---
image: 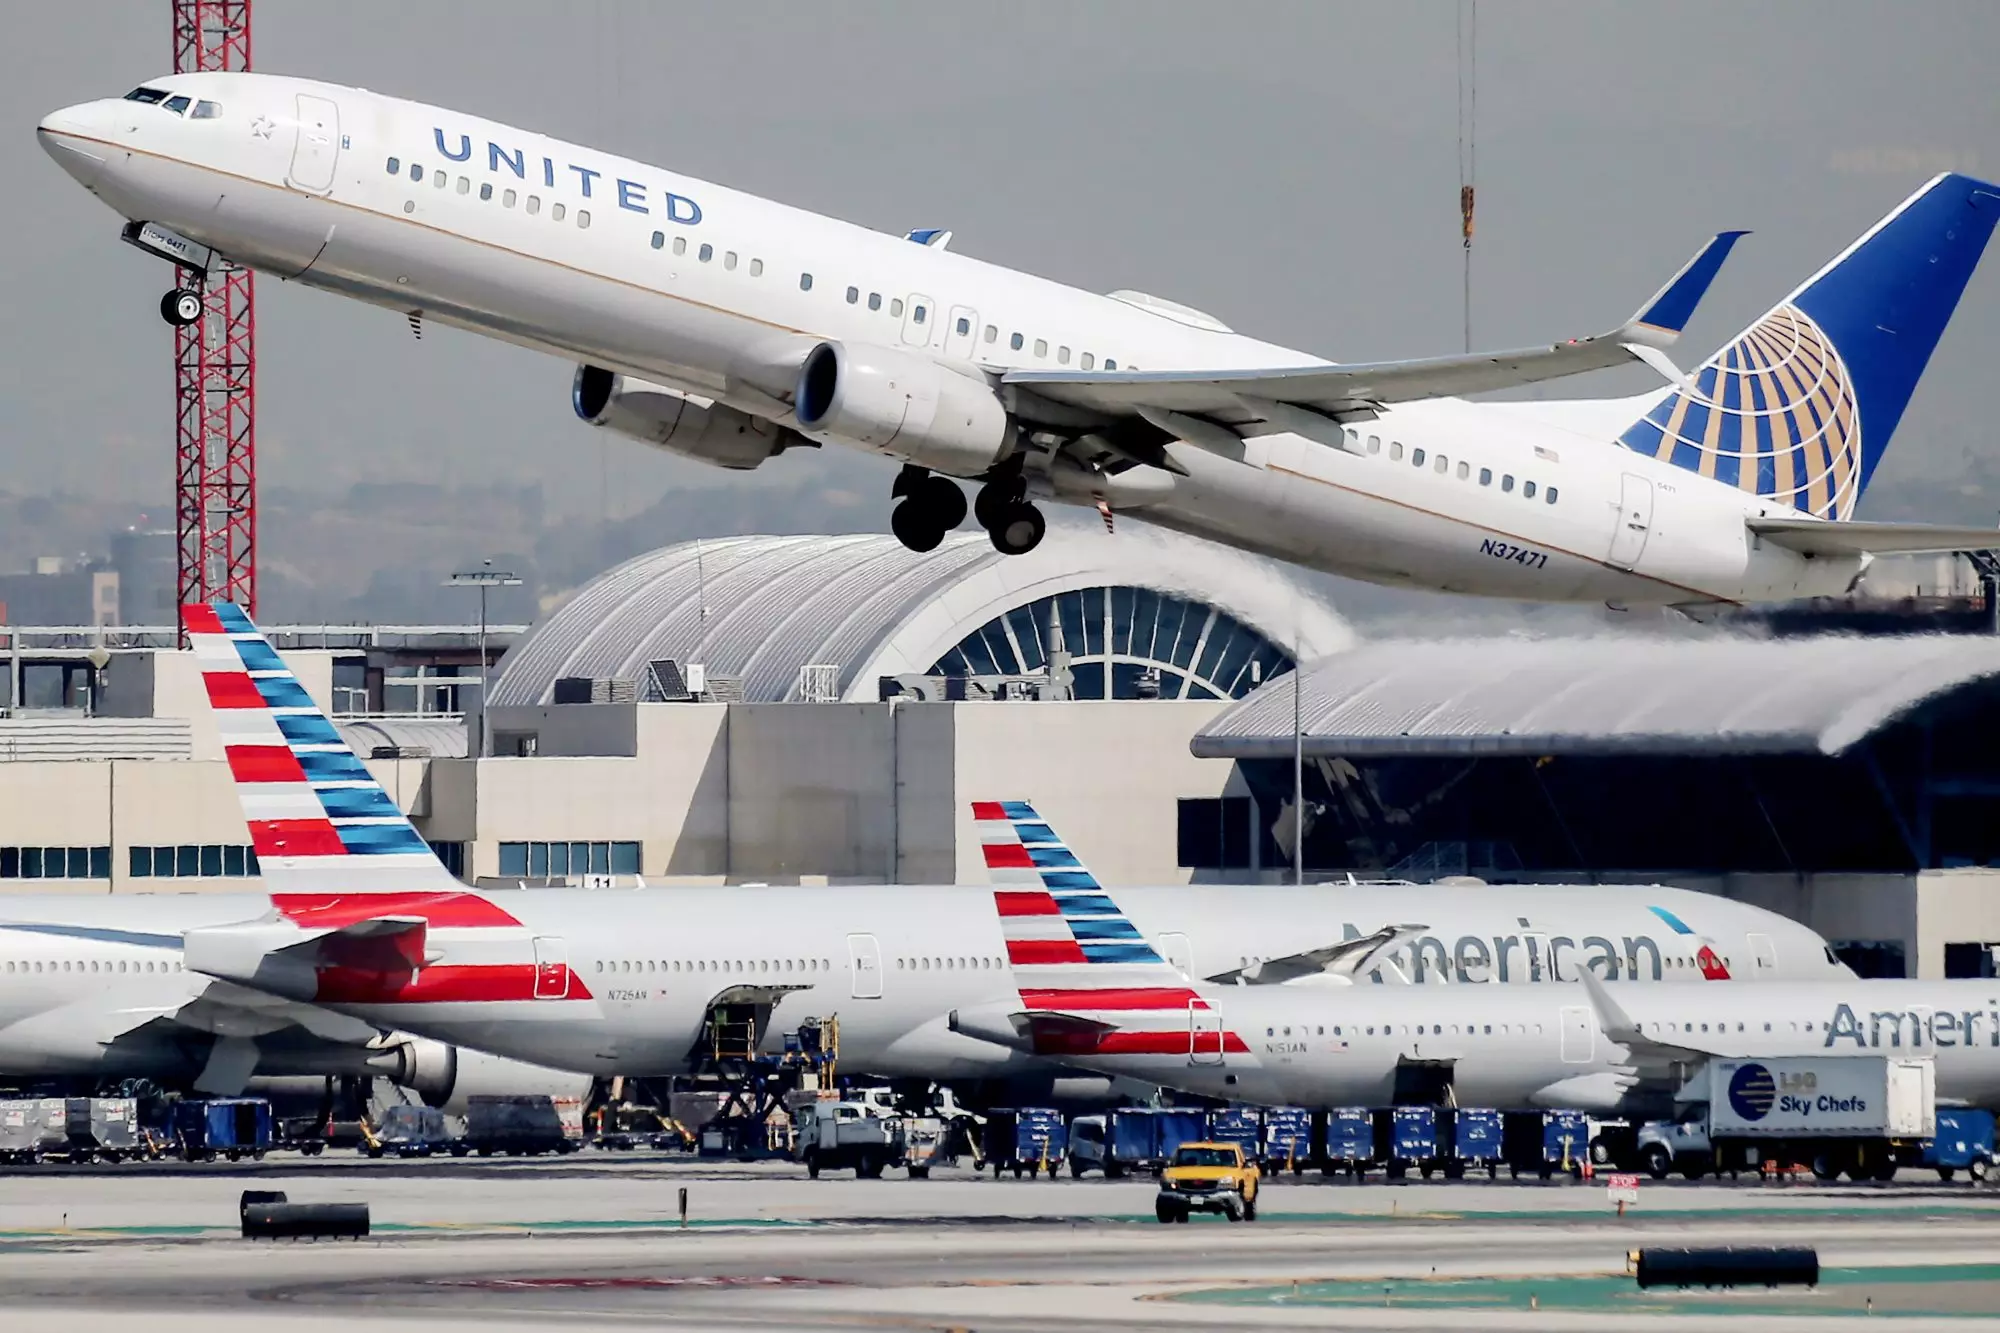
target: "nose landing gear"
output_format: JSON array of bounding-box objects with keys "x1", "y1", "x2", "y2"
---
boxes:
[
  {"x1": 160, "y1": 287, "x2": 203, "y2": 327},
  {"x1": 889, "y1": 466, "x2": 969, "y2": 554}
]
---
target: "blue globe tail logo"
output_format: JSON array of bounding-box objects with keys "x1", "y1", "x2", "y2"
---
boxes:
[{"x1": 1728, "y1": 1062, "x2": 1777, "y2": 1121}]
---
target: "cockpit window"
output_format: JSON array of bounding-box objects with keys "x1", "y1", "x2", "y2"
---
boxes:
[
  {"x1": 191, "y1": 100, "x2": 222, "y2": 120},
  {"x1": 164, "y1": 95, "x2": 192, "y2": 115},
  {"x1": 124, "y1": 87, "x2": 170, "y2": 104}
]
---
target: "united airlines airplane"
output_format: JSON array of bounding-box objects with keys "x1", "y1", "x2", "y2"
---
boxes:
[
  {"x1": 55, "y1": 603, "x2": 1843, "y2": 1097},
  {"x1": 951, "y1": 806, "x2": 2000, "y2": 1116},
  {"x1": 35, "y1": 74, "x2": 2000, "y2": 605}
]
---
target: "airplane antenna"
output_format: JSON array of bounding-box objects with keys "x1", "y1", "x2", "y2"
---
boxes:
[{"x1": 1456, "y1": 0, "x2": 1479, "y2": 353}]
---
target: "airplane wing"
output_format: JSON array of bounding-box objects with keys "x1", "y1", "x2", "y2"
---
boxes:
[
  {"x1": 1002, "y1": 232, "x2": 1746, "y2": 426},
  {"x1": 1204, "y1": 923, "x2": 1432, "y2": 986},
  {"x1": 1749, "y1": 517, "x2": 2000, "y2": 557}
]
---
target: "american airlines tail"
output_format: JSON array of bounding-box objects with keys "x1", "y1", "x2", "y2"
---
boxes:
[{"x1": 1613, "y1": 172, "x2": 2000, "y2": 521}]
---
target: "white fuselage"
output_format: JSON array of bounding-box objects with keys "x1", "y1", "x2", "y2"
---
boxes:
[
  {"x1": 36, "y1": 73, "x2": 1859, "y2": 607},
  {"x1": 10, "y1": 881, "x2": 1843, "y2": 1081},
  {"x1": 1062, "y1": 979, "x2": 2000, "y2": 1115}
]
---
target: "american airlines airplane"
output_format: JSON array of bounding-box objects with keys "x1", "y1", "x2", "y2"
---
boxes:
[
  {"x1": 112, "y1": 603, "x2": 1845, "y2": 1098},
  {"x1": 950, "y1": 807, "x2": 2000, "y2": 1115},
  {"x1": 35, "y1": 75, "x2": 2000, "y2": 605},
  {"x1": 0, "y1": 909, "x2": 587, "y2": 1109}
]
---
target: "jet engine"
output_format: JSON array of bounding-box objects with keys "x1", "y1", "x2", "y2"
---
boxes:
[
  {"x1": 369, "y1": 1038, "x2": 592, "y2": 1117},
  {"x1": 794, "y1": 340, "x2": 1014, "y2": 476},
  {"x1": 572, "y1": 365, "x2": 793, "y2": 470}
]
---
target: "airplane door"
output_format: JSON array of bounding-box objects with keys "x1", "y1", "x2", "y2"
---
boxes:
[
  {"x1": 1560, "y1": 1005, "x2": 1594, "y2": 1063},
  {"x1": 1157, "y1": 932, "x2": 1194, "y2": 980},
  {"x1": 287, "y1": 94, "x2": 341, "y2": 195},
  {"x1": 1189, "y1": 1002, "x2": 1224, "y2": 1066},
  {"x1": 847, "y1": 933, "x2": 883, "y2": 999},
  {"x1": 943, "y1": 305, "x2": 979, "y2": 359},
  {"x1": 901, "y1": 294, "x2": 935, "y2": 348},
  {"x1": 1748, "y1": 932, "x2": 1778, "y2": 974},
  {"x1": 1607, "y1": 473, "x2": 1654, "y2": 570},
  {"x1": 532, "y1": 937, "x2": 569, "y2": 1000}
]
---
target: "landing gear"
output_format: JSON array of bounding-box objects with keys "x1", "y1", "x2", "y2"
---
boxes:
[
  {"x1": 974, "y1": 475, "x2": 1045, "y2": 555},
  {"x1": 888, "y1": 466, "x2": 967, "y2": 554},
  {"x1": 160, "y1": 287, "x2": 203, "y2": 327}
]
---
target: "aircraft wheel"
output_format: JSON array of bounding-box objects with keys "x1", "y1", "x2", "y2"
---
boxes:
[
  {"x1": 987, "y1": 501, "x2": 1045, "y2": 556},
  {"x1": 161, "y1": 288, "x2": 203, "y2": 326},
  {"x1": 973, "y1": 476, "x2": 1022, "y2": 530},
  {"x1": 890, "y1": 497, "x2": 946, "y2": 553}
]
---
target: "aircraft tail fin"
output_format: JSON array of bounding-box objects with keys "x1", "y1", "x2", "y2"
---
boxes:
[
  {"x1": 1618, "y1": 173, "x2": 2000, "y2": 518},
  {"x1": 185, "y1": 602, "x2": 464, "y2": 895}
]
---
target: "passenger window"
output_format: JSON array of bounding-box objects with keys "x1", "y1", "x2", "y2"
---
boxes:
[
  {"x1": 1389, "y1": 442, "x2": 1404, "y2": 460},
  {"x1": 479, "y1": 183, "x2": 493, "y2": 201},
  {"x1": 1457, "y1": 461, "x2": 1470, "y2": 480},
  {"x1": 1546, "y1": 486, "x2": 1559, "y2": 504},
  {"x1": 1502, "y1": 474, "x2": 1515, "y2": 492},
  {"x1": 1367, "y1": 435, "x2": 1381, "y2": 455},
  {"x1": 433, "y1": 170, "x2": 446, "y2": 188},
  {"x1": 651, "y1": 231, "x2": 665, "y2": 250},
  {"x1": 1080, "y1": 352, "x2": 1094, "y2": 369},
  {"x1": 456, "y1": 177, "x2": 470, "y2": 194},
  {"x1": 749, "y1": 258, "x2": 763, "y2": 276},
  {"x1": 165, "y1": 95, "x2": 191, "y2": 115},
  {"x1": 577, "y1": 210, "x2": 590, "y2": 228},
  {"x1": 984, "y1": 325, "x2": 997, "y2": 343},
  {"x1": 1010, "y1": 332, "x2": 1024, "y2": 351},
  {"x1": 724, "y1": 251, "x2": 737, "y2": 270},
  {"x1": 800, "y1": 273, "x2": 814, "y2": 291},
  {"x1": 1434, "y1": 454, "x2": 1448, "y2": 474},
  {"x1": 1524, "y1": 480, "x2": 1537, "y2": 499},
  {"x1": 697, "y1": 243, "x2": 712, "y2": 261},
  {"x1": 1058, "y1": 346, "x2": 1070, "y2": 364},
  {"x1": 386, "y1": 157, "x2": 401, "y2": 175},
  {"x1": 1034, "y1": 338, "x2": 1048, "y2": 357},
  {"x1": 846, "y1": 286, "x2": 859, "y2": 304},
  {"x1": 1479, "y1": 467, "x2": 1492, "y2": 485},
  {"x1": 526, "y1": 195, "x2": 541, "y2": 215},
  {"x1": 503, "y1": 188, "x2": 517, "y2": 208},
  {"x1": 192, "y1": 100, "x2": 222, "y2": 120},
  {"x1": 410, "y1": 163, "x2": 423, "y2": 182},
  {"x1": 889, "y1": 298, "x2": 903, "y2": 317},
  {"x1": 868, "y1": 292, "x2": 882, "y2": 311},
  {"x1": 551, "y1": 202, "x2": 566, "y2": 221},
  {"x1": 672, "y1": 236, "x2": 686, "y2": 256},
  {"x1": 913, "y1": 304, "x2": 927, "y2": 324},
  {"x1": 957, "y1": 317, "x2": 972, "y2": 336},
  {"x1": 1412, "y1": 447, "x2": 1426, "y2": 467}
]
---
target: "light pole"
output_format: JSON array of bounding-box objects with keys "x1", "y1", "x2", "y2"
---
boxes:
[{"x1": 444, "y1": 560, "x2": 522, "y2": 758}]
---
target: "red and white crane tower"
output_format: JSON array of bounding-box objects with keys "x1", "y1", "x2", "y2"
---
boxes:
[{"x1": 170, "y1": 1, "x2": 256, "y2": 624}]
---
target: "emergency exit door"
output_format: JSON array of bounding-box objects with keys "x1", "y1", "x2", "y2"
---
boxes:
[
  {"x1": 1560, "y1": 1005, "x2": 1594, "y2": 1063},
  {"x1": 1608, "y1": 473, "x2": 1654, "y2": 570},
  {"x1": 532, "y1": 936, "x2": 569, "y2": 999},
  {"x1": 1189, "y1": 1003, "x2": 1224, "y2": 1065},
  {"x1": 287, "y1": 94, "x2": 340, "y2": 194}
]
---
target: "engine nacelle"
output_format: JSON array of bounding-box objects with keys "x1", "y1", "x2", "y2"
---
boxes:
[
  {"x1": 572, "y1": 365, "x2": 790, "y2": 470},
  {"x1": 794, "y1": 340, "x2": 1014, "y2": 476},
  {"x1": 370, "y1": 1037, "x2": 593, "y2": 1118}
]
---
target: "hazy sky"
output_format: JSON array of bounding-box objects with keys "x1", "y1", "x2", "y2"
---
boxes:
[{"x1": 4, "y1": 1, "x2": 1997, "y2": 534}]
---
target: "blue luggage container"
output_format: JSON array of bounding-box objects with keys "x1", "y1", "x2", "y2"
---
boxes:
[
  {"x1": 1322, "y1": 1108, "x2": 1373, "y2": 1175},
  {"x1": 1379, "y1": 1106, "x2": 1439, "y2": 1179},
  {"x1": 1107, "y1": 1109, "x2": 1159, "y2": 1174},
  {"x1": 1453, "y1": 1107, "x2": 1505, "y2": 1178},
  {"x1": 1153, "y1": 1108, "x2": 1206, "y2": 1165},
  {"x1": 1922, "y1": 1108, "x2": 1996, "y2": 1181},
  {"x1": 1207, "y1": 1107, "x2": 1261, "y2": 1160},
  {"x1": 985, "y1": 1108, "x2": 1066, "y2": 1178},
  {"x1": 1262, "y1": 1107, "x2": 1314, "y2": 1174},
  {"x1": 1544, "y1": 1110, "x2": 1588, "y2": 1173},
  {"x1": 173, "y1": 1098, "x2": 272, "y2": 1162}
]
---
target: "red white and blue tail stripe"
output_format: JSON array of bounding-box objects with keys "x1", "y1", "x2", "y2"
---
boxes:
[
  {"x1": 973, "y1": 800, "x2": 1247, "y2": 1057},
  {"x1": 186, "y1": 602, "x2": 462, "y2": 894}
]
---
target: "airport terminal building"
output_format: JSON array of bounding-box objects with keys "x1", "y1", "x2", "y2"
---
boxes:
[{"x1": 2, "y1": 522, "x2": 1999, "y2": 980}]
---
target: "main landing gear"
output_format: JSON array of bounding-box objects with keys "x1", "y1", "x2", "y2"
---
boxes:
[
  {"x1": 888, "y1": 466, "x2": 1048, "y2": 557},
  {"x1": 160, "y1": 286, "x2": 203, "y2": 327}
]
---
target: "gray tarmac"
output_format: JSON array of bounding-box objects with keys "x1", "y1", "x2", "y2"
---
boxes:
[{"x1": 2, "y1": 1155, "x2": 1998, "y2": 1329}]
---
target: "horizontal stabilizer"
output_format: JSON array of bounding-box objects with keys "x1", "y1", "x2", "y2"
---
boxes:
[
  {"x1": 1003, "y1": 232, "x2": 1745, "y2": 424},
  {"x1": 1750, "y1": 517, "x2": 2000, "y2": 557},
  {"x1": 184, "y1": 914, "x2": 430, "y2": 1000}
]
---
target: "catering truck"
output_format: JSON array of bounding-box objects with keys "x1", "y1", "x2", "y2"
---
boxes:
[{"x1": 1637, "y1": 1056, "x2": 1935, "y2": 1182}]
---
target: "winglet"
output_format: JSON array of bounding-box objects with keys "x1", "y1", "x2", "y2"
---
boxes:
[
  {"x1": 1625, "y1": 230, "x2": 1749, "y2": 343},
  {"x1": 1578, "y1": 969, "x2": 1646, "y2": 1045}
]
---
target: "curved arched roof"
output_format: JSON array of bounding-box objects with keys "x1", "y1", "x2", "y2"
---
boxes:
[
  {"x1": 491, "y1": 518, "x2": 1350, "y2": 706},
  {"x1": 1194, "y1": 634, "x2": 2000, "y2": 758}
]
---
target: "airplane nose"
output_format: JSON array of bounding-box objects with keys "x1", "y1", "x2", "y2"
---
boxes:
[{"x1": 37, "y1": 102, "x2": 111, "y2": 185}]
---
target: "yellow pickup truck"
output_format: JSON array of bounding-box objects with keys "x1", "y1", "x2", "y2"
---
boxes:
[{"x1": 1155, "y1": 1141, "x2": 1260, "y2": 1223}]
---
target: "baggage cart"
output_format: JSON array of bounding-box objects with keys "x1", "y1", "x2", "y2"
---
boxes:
[
  {"x1": 984, "y1": 1107, "x2": 1065, "y2": 1178},
  {"x1": 1261, "y1": 1106, "x2": 1314, "y2": 1175},
  {"x1": 1321, "y1": 1107, "x2": 1373, "y2": 1178},
  {"x1": 1452, "y1": 1107, "x2": 1504, "y2": 1178},
  {"x1": 173, "y1": 1098, "x2": 273, "y2": 1162}
]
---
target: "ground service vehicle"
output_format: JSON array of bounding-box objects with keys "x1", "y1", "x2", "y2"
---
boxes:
[
  {"x1": 172, "y1": 1098, "x2": 272, "y2": 1162},
  {"x1": 1156, "y1": 1143, "x2": 1261, "y2": 1224},
  {"x1": 462, "y1": 1094, "x2": 584, "y2": 1157},
  {"x1": 364, "y1": 1105, "x2": 454, "y2": 1158},
  {"x1": 1638, "y1": 1056, "x2": 1935, "y2": 1181},
  {"x1": 1068, "y1": 1108, "x2": 1205, "y2": 1178},
  {"x1": 1922, "y1": 1109, "x2": 1996, "y2": 1182},
  {"x1": 795, "y1": 1100, "x2": 907, "y2": 1179}
]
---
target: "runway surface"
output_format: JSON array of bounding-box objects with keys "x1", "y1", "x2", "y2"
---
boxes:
[{"x1": 3, "y1": 1156, "x2": 1998, "y2": 1329}]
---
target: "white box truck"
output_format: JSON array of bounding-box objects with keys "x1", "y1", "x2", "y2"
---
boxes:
[{"x1": 1637, "y1": 1056, "x2": 1936, "y2": 1182}]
